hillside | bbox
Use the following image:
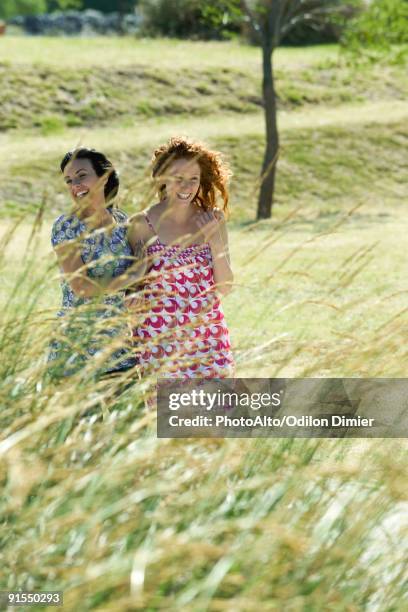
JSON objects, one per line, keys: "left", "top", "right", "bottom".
{"left": 0, "top": 48, "right": 405, "bottom": 132}
{"left": 0, "top": 38, "right": 407, "bottom": 222}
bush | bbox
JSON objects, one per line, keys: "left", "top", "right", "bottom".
{"left": 139, "top": 0, "right": 358, "bottom": 46}
{"left": 281, "top": 22, "right": 340, "bottom": 46}
{"left": 0, "top": 0, "right": 47, "bottom": 19}
{"left": 341, "top": 0, "right": 408, "bottom": 52}
{"left": 138, "top": 0, "right": 240, "bottom": 40}
{"left": 80, "top": 0, "right": 137, "bottom": 13}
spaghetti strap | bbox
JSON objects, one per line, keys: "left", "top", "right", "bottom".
{"left": 144, "top": 211, "right": 156, "bottom": 234}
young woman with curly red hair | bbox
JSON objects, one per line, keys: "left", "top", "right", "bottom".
{"left": 127, "top": 136, "right": 234, "bottom": 379}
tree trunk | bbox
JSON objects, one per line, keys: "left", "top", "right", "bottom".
{"left": 257, "top": 43, "right": 279, "bottom": 220}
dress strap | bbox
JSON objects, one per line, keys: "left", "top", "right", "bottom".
{"left": 144, "top": 212, "right": 156, "bottom": 234}
{"left": 144, "top": 211, "right": 161, "bottom": 245}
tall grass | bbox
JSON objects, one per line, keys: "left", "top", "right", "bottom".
{"left": 0, "top": 191, "right": 406, "bottom": 609}
{"left": 0, "top": 39, "right": 406, "bottom": 611}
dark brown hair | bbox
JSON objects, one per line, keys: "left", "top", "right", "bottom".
{"left": 60, "top": 148, "right": 119, "bottom": 203}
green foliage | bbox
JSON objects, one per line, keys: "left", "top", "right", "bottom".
{"left": 38, "top": 114, "right": 65, "bottom": 135}
{"left": 138, "top": 0, "right": 240, "bottom": 39}
{"left": 201, "top": 0, "right": 242, "bottom": 31}
{"left": 341, "top": 0, "right": 408, "bottom": 60}
{"left": 0, "top": 0, "right": 47, "bottom": 19}
{"left": 201, "top": 0, "right": 357, "bottom": 46}
{"left": 138, "top": 0, "right": 347, "bottom": 43}
{"left": 46, "top": 0, "right": 83, "bottom": 11}
{"left": 80, "top": 0, "right": 138, "bottom": 13}
{"left": 1, "top": 1, "right": 139, "bottom": 15}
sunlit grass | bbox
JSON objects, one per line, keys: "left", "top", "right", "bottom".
{"left": 1, "top": 107, "right": 406, "bottom": 227}
{"left": 0, "top": 39, "right": 407, "bottom": 611}
{"left": 1, "top": 98, "right": 406, "bottom": 170}
{"left": 2, "top": 198, "right": 406, "bottom": 380}
{"left": 1, "top": 204, "right": 407, "bottom": 609}
{"left": 0, "top": 37, "right": 339, "bottom": 69}
{"left": 1, "top": 40, "right": 405, "bottom": 134}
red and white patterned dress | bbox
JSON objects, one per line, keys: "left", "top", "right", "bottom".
{"left": 133, "top": 212, "right": 234, "bottom": 379}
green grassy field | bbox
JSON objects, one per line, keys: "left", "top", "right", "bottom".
{"left": 0, "top": 37, "right": 340, "bottom": 68}
{"left": 0, "top": 38, "right": 407, "bottom": 610}
{"left": 0, "top": 37, "right": 406, "bottom": 221}
{"left": 1, "top": 54, "right": 403, "bottom": 132}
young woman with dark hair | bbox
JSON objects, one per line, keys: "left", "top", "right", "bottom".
{"left": 127, "top": 137, "right": 234, "bottom": 380}
{"left": 48, "top": 148, "right": 146, "bottom": 378}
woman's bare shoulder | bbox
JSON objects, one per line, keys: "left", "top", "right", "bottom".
{"left": 128, "top": 205, "right": 162, "bottom": 242}
{"left": 127, "top": 211, "right": 151, "bottom": 241}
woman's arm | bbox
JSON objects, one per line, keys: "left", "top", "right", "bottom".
{"left": 54, "top": 239, "right": 147, "bottom": 298}
{"left": 121, "top": 213, "right": 154, "bottom": 307}
{"left": 107, "top": 238, "right": 147, "bottom": 293}
{"left": 196, "top": 210, "right": 234, "bottom": 297}
{"left": 53, "top": 212, "right": 150, "bottom": 298}
{"left": 54, "top": 241, "right": 102, "bottom": 298}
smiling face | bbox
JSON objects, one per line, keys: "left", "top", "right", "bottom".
{"left": 160, "top": 158, "right": 201, "bottom": 206}
{"left": 63, "top": 157, "right": 107, "bottom": 208}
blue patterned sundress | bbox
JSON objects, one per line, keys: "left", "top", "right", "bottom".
{"left": 48, "top": 207, "right": 137, "bottom": 378}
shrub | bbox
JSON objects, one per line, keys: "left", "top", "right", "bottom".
{"left": 138, "top": 0, "right": 240, "bottom": 40}
{"left": 80, "top": 0, "right": 137, "bottom": 13}
{"left": 139, "top": 0, "right": 360, "bottom": 47}
{"left": 0, "top": 0, "right": 47, "bottom": 19}
{"left": 341, "top": 0, "right": 408, "bottom": 53}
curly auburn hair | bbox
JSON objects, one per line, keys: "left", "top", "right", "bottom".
{"left": 151, "top": 137, "right": 232, "bottom": 214}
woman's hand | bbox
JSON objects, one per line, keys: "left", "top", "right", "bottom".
{"left": 124, "top": 291, "right": 143, "bottom": 310}
{"left": 133, "top": 238, "right": 145, "bottom": 261}
{"left": 195, "top": 210, "right": 222, "bottom": 243}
